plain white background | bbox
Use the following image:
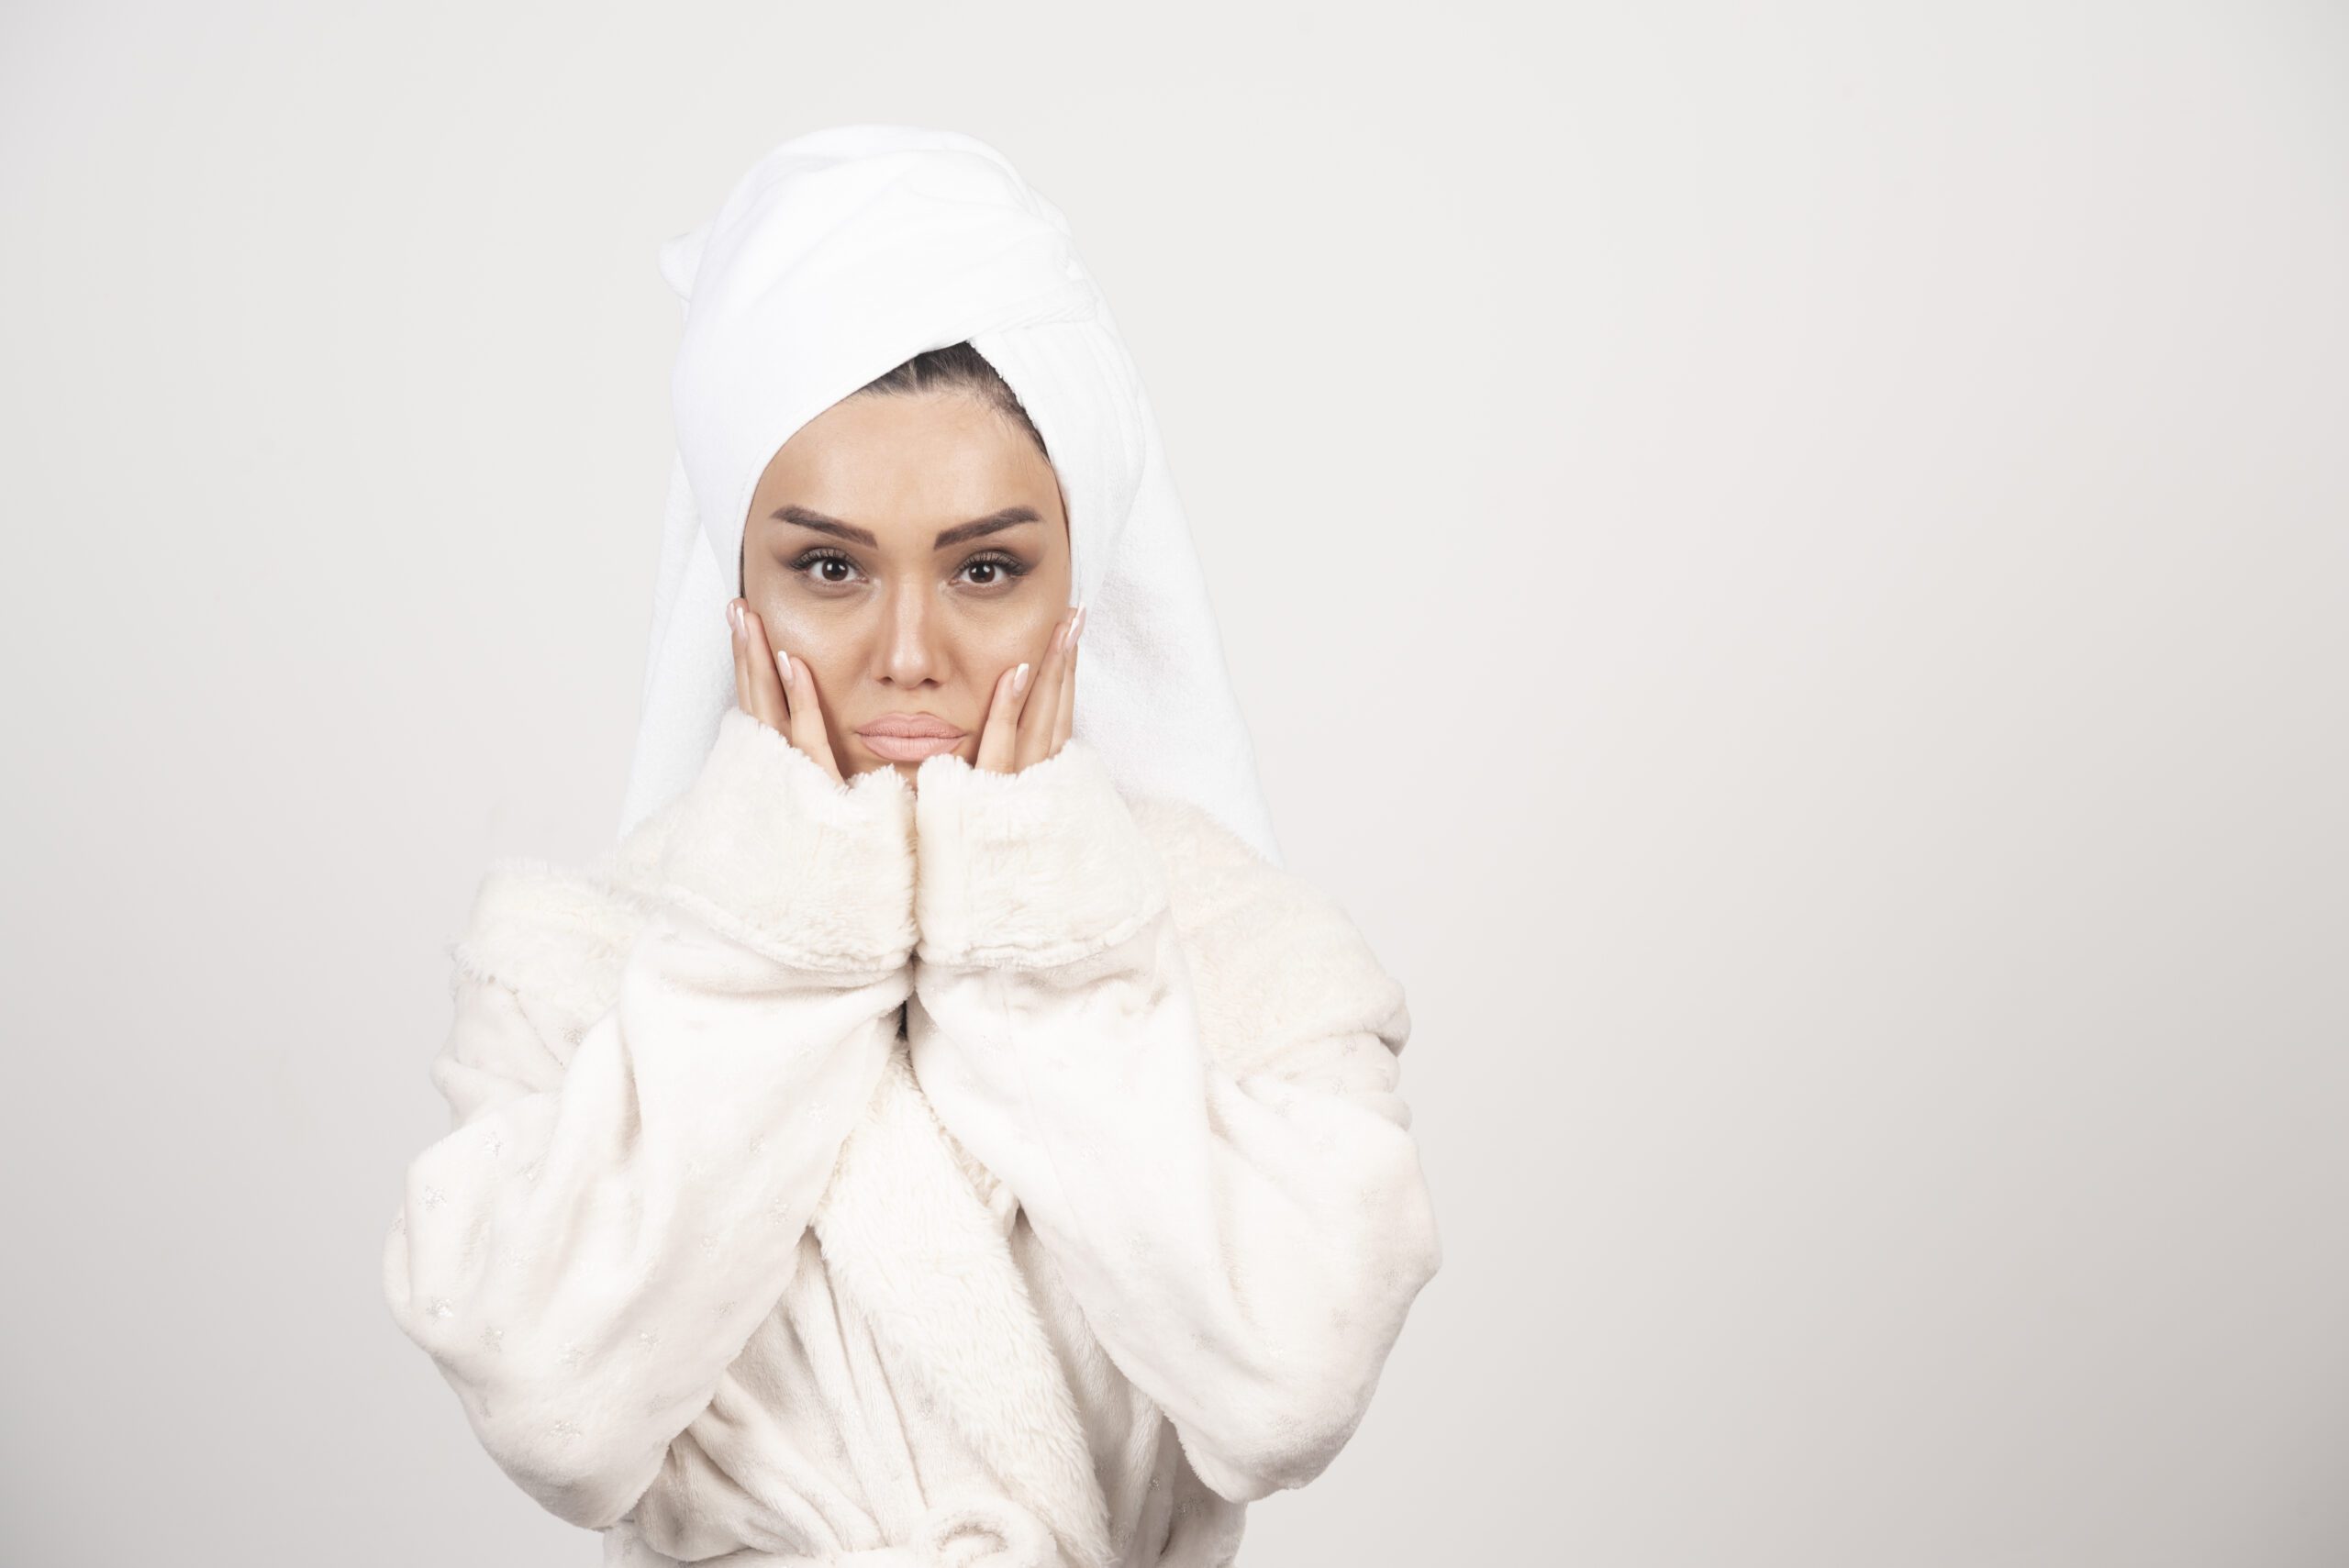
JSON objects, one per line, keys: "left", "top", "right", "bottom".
{"left": 3, "top": 2, "right": 2343, "bottom": 1563}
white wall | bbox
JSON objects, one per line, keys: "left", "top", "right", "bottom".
{"left": 1, "top": 2, "right": 2342, "bottom": 1563}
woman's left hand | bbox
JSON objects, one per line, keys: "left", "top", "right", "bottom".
{"left": 974, "top": 603, "right": 1084, "bottom": 774}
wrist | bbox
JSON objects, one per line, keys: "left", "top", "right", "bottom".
{"left": 658, "top": 707, "right": 918, "bottom": 970}
{"left": 911, "top": 739, "right": 1167, "bottom": 969}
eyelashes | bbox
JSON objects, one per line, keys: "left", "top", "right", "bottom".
{"left": 785, "top": 546, "right": 1034, "bottom": 589}
{"left": 957, "top": 550, "right": 1035, "bottom": 587}
{"left": 787, "top": 546, "right": 859, "bottom": 585}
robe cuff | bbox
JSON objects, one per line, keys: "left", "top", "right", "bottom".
{"left": 911, "top": 739, "right": 1169, "bottom": 969}
{"left": 655, "top": 706, "right": 918, "bottom": 972}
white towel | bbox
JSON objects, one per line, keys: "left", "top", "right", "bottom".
{"left": 616, "top": 124, "right": 1284, "bottom": 867}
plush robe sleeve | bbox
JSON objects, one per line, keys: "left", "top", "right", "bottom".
{"left": 381, "top": 707, "right": 917, "bottom": 1531}
{"left": 902, "top": 740, "right": 1443, "bottom": 1505}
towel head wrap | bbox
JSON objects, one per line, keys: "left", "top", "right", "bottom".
{"left": 617, "top": 124, "right": 1282, "bottom": 867}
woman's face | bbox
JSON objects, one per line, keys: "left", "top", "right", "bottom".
{"left": 740, "top": 389, "right": 1074, "bottom": 781}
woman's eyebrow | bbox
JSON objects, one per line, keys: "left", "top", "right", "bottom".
{"left": 771, "top": 504, "right": 1043, "bottom": 550}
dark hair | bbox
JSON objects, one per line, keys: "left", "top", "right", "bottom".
{"left": 853, "top": 340, "right": 1050, "bottom": 462}
{"left": 738, "top": 341, "right": 1052, "bottom": 596}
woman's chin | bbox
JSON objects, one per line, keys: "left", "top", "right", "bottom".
{"left": 849, "top": 755, "right": 926, "bottom": 787}
{"left": 845, "top": 742, "right": 976, "bottom": 785}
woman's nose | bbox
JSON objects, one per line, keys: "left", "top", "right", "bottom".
{"left": 878, "top": 584, "right": 942, "bottom": 685}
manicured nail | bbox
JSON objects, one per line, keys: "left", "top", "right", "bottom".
{"left": 774, "top": 648, "right": 792, "bottom": 685}
{"left": 1012, "top": 662, "right": 1030, "bottom": 695}
{"left": 1072, "top": 604, "right": 1086, "bottom": 643}
{"left": 727, "top": 601, "right": 740, "bottom": 636}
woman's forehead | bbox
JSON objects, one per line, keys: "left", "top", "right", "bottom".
{"left": 751, "top": 395, "right": 1065, "bottom": 541}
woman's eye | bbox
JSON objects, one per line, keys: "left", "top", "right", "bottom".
{"left": 959, "top": 551, "right": 1030, "bottom": 589}
{"left": 789, "top": 548, "right": 862, "bottom": 586}
{"left": 785, "top": 547, "right": 1030, "bottom": 590}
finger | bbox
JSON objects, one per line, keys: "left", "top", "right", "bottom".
{"left": 729, "top": 601, "right": 751, "bottom": 714}
{"left": 1052, "top": 607, "right": 1081, "bottom": 753}
{"left": 975, "top": 658, "right": 1029, "bottom": 773}
{"left": 1017, "top": 607, "right": 1079, "bottom": 772}
{"left": 740, "top": 606, "right": 791, "bottom": 734}
{"left": 780, "top": 652, "right": 845, "bottom": 784}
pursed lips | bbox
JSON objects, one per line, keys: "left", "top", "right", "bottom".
{"left": 857, "top": 714, "right": 965, "bottom": 761}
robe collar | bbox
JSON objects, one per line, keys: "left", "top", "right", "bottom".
{"left": 810, "top": 1035, "right": 1114, "bottom": 1568}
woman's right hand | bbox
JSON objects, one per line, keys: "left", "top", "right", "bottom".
{"left": 729, "top": 598, "right": 845, "bottom": 785}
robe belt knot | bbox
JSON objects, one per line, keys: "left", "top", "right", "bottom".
{"left": 714, "top": 1496, "right": 1062, "bottom": 1568}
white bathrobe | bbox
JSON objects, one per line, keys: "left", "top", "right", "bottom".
{"left": 382, "top": 708, "right": 1443, "bottom": 1566}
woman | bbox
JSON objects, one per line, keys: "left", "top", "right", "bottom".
{"left": 383, "top": 126, "right": 1442, "bottom": 1568}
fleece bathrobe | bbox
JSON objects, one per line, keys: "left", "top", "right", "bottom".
{"left": 382, "top": 708, "right": 1443, "bottom": 1567}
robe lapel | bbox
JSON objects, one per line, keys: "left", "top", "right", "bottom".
{"left": 811, "top": 1039, "right": 1113, "bottom": 1568}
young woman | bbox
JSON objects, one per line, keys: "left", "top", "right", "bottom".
{"left": 383, "top": 127, "right": 1442, "bottom": 1568}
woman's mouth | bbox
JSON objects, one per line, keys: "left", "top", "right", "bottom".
{"left": 858, "top": 715, "right": 965, "bottom": 762}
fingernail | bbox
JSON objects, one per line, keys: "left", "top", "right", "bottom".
{"left": 774, "top": 647, "right": 792, "bottom": 684}
{"left": 1073, "top": 604, "right": 1086, "bottom": 643}
{"left": 727, "top": 601, "right": 740, "bottom": 636}
{"left": 1013, "top": 662, "right": 1030, "bottom": 695}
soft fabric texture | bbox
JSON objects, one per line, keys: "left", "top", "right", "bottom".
{"left": 618, "top": 122, "right": 1283, "bottom": 867}
{"left": 384, "top": 709, "right": 1442, "bottom": 1565}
